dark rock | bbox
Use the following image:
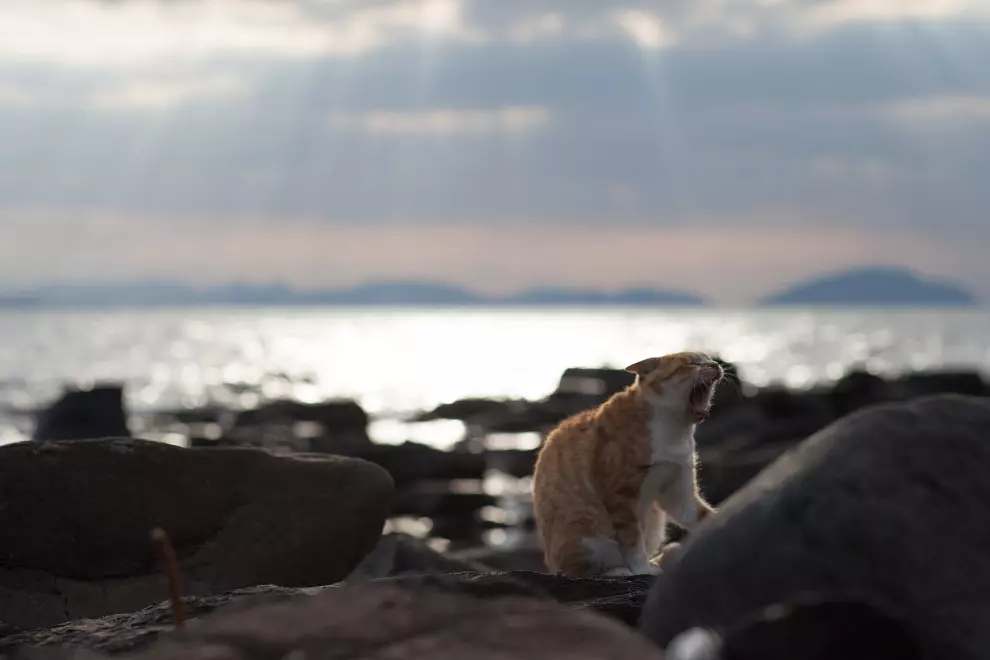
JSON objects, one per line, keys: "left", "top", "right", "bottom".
{"left": 392, "top": 489, "right": 494, "bottom": 519}
{"left": 347, "top": 534, "right": 548, "bottom": 579}
{"left": 345, "top": 534, "right": 496, "bottom": 581}
{"left": 0, "top": 584, "right": 327, "bottom": 656}
{"left": 33, "top": 385, "right": 130, "bottom": 441}
{"left": 553, "top": 367, "right": 634, "bottom": 398}
{"left": 664, "top": 594, "right": 922, "bottom": 660}
{"left": 411, "top": 398, "right": 516, "bottom": 422}
{"left": 3, "top": 572, "right": 657, "bottom": 657}
{"left": 448, "top": 546, "right": 548, "bottom": 573}
{"left": 893, "top": 370, "right": 988, "bottom": 399}
{"left": 347, "top": 441, "right": 486, "bottom": 486}
{"left": 230, "top": 399, "right": 370, "bottom": 453}
{"left": 639, "top": 394, "right": 990, "bottom": 659}
{"left": 696, "top": 444, "right": 792, "bottom": 507}
{"left": 0, "top": 438, "right": 393, "bottom": 631}
{"left": 753, "top": 385, "right": 818, "bottom": 419}
{"left": 233, "top": 398, "right": 367, "bottom": 431}
{"left": 485, "top": 448, "right": 538, "bottom": 478}
{"left": 829, "top": 369, "right": 889, "bottom": 415}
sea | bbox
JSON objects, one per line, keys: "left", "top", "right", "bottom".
{"left": 2, "top": 306, "right": 989, "bottom": 448}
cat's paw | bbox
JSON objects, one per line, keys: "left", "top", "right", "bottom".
{"left": 655, "top": 541, "right": 684, "bottom": 568}
{"left": 629, "top": 560, "right": 661, "bottom": 576}
{"left": 603, "top": 566, "right": 635, "bottom": 577}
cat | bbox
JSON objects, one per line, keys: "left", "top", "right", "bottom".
{"left": 531, "top": 351, "right": 723, "bottom": 577}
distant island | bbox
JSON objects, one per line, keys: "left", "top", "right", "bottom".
{"left": 760, "top": 267, "right": 977, "bottom": 307}
{"left": 2, "top": 281, "right": 708, "bottom": 308}
{"left": 2, "top": 267, "right": 980, "bottom": 309}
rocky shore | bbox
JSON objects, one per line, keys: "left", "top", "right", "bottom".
{"left": 3, "top": 363, "right": 990, "bottom": 658}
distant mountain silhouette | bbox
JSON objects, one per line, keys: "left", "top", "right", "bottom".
{"left": 8, "top": 280, "right": 708, "bottom": 308}
{"left": 510, "top": 286, "right": 705, "bottom": 306}
{"left": 760, "top": 267, "right": 977, "bottom": 307}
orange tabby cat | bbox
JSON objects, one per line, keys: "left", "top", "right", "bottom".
{"left": 532, "top": 352, "right": 723, "bottom": 577}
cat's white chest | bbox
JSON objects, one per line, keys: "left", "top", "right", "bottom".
{"left": 647, "top": 417, "right": 695, "bottom": 464}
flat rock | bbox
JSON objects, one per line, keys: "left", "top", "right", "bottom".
{"left": 639, "top": 394, "right": 990, "bottom": 659}
{"left": 0, "top": 439, "right": 393, "bottom": 631}
{"left": 2, "top": 572, "right": 657, "bottom": 657}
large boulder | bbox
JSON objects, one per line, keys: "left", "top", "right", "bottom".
{"left": 639, "top": 394, "right": 990, "bottom": 659}
{"left": 0, "top": 438, "right": 393, "bottom": 631}
{"left": 33, "top": 385, "right": 130, "bottom": 441}
{"left": 2, "top": 573, "right": 658, "bottom": 657}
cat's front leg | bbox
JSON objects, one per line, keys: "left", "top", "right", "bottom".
{"left": 612, "top": 501, "right": 659, "bottom": 575}
{"left": 657, "top": 467, "right": 710, "bottom": 531}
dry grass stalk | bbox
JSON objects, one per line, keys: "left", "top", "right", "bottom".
{"left": 150, "top": 526, "right": 187, "bottom": 629}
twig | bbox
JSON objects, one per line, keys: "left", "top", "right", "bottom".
{"left": 150, "top": 526, "right": 187, "bottom": 629}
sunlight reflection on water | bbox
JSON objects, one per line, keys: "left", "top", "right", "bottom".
{"left": 1, "top": 306, "right": 988, "bottom": 444}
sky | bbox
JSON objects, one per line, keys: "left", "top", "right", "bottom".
{"left": 1, "top": 0, "right": 989, "bottom": 304}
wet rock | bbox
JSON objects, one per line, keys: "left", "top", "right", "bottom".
{"left": 639, "top": 394, "right": 990, "bottom": 659}
{"left": 0, "top": 438, "right": 393, "bottom": 631}
{"left": 33, "top": 385, "right": 130, "bottom": 441}
{"left": 3, "top": 573, "right": 657, "bottom": 658}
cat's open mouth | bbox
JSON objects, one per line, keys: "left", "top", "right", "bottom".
{"left": 689, "top": 381, "right": 713, "bottom": 422}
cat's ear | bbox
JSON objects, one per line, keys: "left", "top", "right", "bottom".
{"left": 624, "top": 357, "right": 663, "bottom": 376}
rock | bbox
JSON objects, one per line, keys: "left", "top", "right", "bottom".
{"left": 829, "top": 369, "right": 889, "bottom": 415}
{"left": 2, "top": 572, "right": 658, "bottom": 657}
{"left": 411, "top": 398, "right": 516, "bottom": 422}
{"left": 348, "top": 441, "right": 487, "bottom": 486}
{"left": 346, "top": 534, "right": 549, "bottom": 580}
{"left": 233, "top": 398, "right": 368, "bottom": 431}
{"left": 485, "top": 448, "right": 539, "bottom": 478}
{"left": 893, "top": 370, "right": 988, "bottom": 399}
{"left": 696, "top": 444, "right": 792, "bottom": 507}
{"left": 345, "top": 534, "right": 493, "bottom": 581}
{"left": 553, "top": 367, "right": 634, "bottom": 398}
{"left": 639, "top": 394, "right": 990, "bottom": 659}
{"left": 33, "top": 385, "right": 130, "bottom": 441}
{"left": 0, "top": 584, "right": 327, "bottom": 656}
{"left": 231, "top": 399, "right": 371, "bottom": 453}
{"left": 664, "top": 594, "right": 922, "bottom": 660}
{"left": 448, "top": 546, "right": 548, "bottom": 573}
{"left": 0, "top": 438, "right": 393, "bottom": 631}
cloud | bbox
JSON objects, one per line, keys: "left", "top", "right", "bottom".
{"left": 89, "top": 74, "right": 250, "bottom": 110}
{"left": 799, "top": 0, "right": 975, "bottom": 31}
{"left": 0, "top": 0, "right": 482, "bottom": 70}
{"left": 613, "top": 9, "right": 676, "bottom": 49}
{"left": 0, "top": 84, "right": 34, "bottom": 107}
{"left": 328, "top": 106, "right": 550, "bottom": 135}
{"left": 884, "top": 95, "right": 990, "bottom": 124}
